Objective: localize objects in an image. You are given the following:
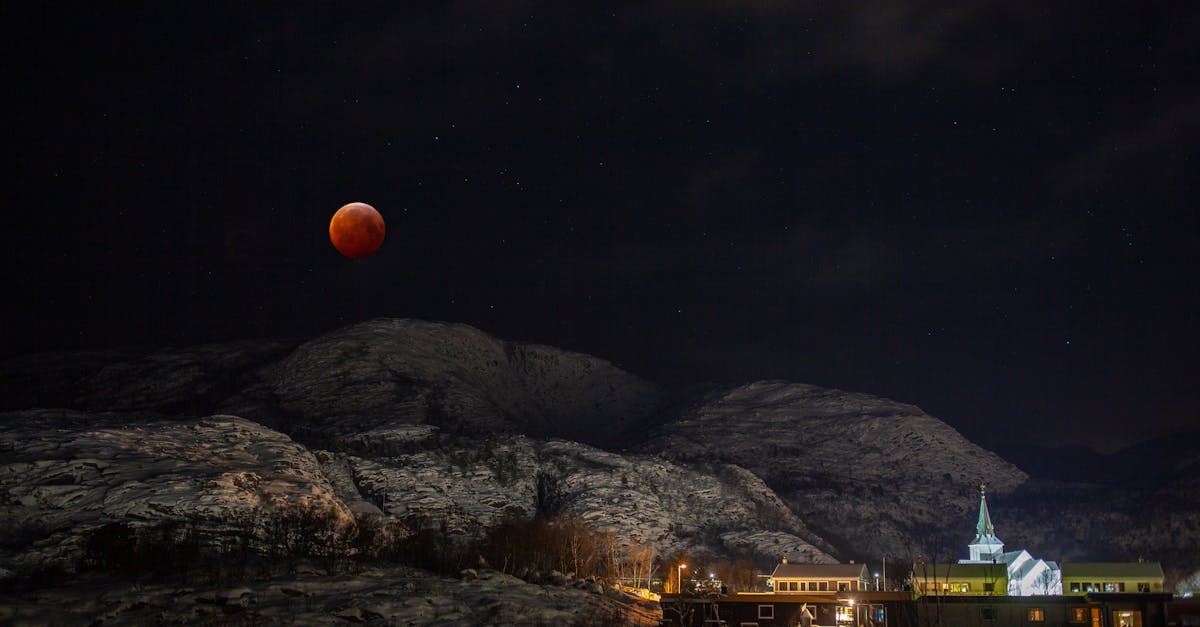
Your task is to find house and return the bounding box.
[769,559,871,593]
[912,561,1008,597]
[1062,561,1166,595]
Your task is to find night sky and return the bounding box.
[5,3,1197,454]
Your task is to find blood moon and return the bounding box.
[329,202,385,258]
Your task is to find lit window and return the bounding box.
[836,606,854,623]
[1070,582,1081,593]
[1136,583,1150,593]
[758,604,774,620]
[958,583,971,592]
[1028,608,1045,622]
[1070,607,1088,623]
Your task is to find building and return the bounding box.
[1062,561,1166,595]
[661,591,1173,627]
[769,559,871,594]
[958,484,1063,595]
[912,561,1008,597]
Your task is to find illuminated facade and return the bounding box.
[958,484,1063,595]
[769,560,871,593]
[1062,562,1165,595]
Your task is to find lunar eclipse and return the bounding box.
[329,202,385,258]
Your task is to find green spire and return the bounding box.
[976,483,995,537]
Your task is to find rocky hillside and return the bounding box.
[0,411,349,575]
[340,433,834,564]
[2,317,1195,593]
[0,407,831,581]
[640,381,1028,562]
[258,319,669,448]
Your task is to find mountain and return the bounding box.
[1,316,1196,614]
[256,319,669,448]
[639,381,1028,562]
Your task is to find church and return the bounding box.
[958,484,1063,596]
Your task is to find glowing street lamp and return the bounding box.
[678,563,687,593]
[875,572,880,591]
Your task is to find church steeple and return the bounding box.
[975,483,996,539]
[967,483,1004,562]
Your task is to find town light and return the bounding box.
[678,563,687,593]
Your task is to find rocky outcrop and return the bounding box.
[0,410,349,573]
[641,381,1028,561]
[344,434,834,563]
[262,319,668,447]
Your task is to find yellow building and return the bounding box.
[912,561,1008,597]
[769,560,870,593]
[1061,561,1165,595]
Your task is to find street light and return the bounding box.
[678,563,687,594]
[875,572,880,591]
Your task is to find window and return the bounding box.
[1103,582,1124,592]
[836,606,854,622]
[1070,582,1081,593]
[984,583,995,593]
[1070,607,1088,623]
[789,582,798,591]
[819,582,828,591]
[1136,583,1150,593]
[758,605,774,620]
[1112,610,1142,627]
[1028,608,1045,622]
[799,582,806,591]
[838,582,850,592]
[828,580,837,591]
[958,583,971,592]
[981,607,998,621]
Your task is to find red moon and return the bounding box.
[329,202,385,258]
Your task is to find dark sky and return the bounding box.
[5,3,1197,454]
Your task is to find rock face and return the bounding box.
[0,410,348,573]
[2,317,1196,603]
[640,381,1028,561]
[345,434,834,563]
[262,319,668,448]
